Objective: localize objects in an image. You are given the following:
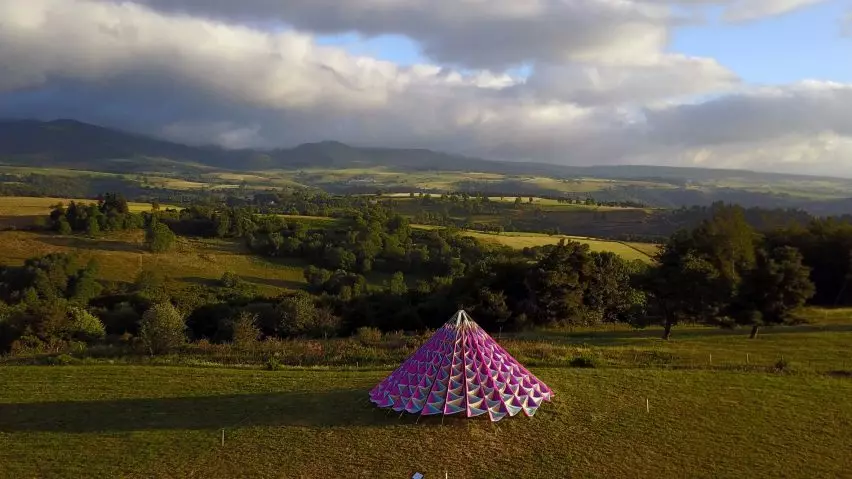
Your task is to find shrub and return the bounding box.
[569,356,597,368]
[356,327,383,346]
[773,358,791,373]
[220,272,242,289]
[57,217,72,235]
[139,303,186,355]
[65,307,106,343]
[44,354,76,366]
[146,222,176,253]
[265,354,281,371]
[310,308,342,339]
[232,311,261,349]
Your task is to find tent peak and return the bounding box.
[450,309,472,327]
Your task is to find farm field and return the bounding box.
[2,321,851,479]
[463,230,658,261]
[0,195,657,262]
[0,196,166,230]
[0,230,306,294]
[0,195,160,215]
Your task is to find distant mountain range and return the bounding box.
[2,118,852,215]
[0,118,838,182]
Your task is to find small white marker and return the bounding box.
[646,398,650,413]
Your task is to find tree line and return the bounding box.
[2,193,850,356]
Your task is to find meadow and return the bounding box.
[0,230,306,294]
[0,196,657,264]
[2,320,851,478]
[0,196,163,229]
[463,231,657,262]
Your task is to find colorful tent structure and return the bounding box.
[369,310,553,422]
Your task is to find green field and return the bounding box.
[0,196,163,224]
[462,231,658,262]
[2,320,852,478]
[0,230,306,294]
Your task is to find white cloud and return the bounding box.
[517,55,739,106]
[120,0,674,69]
[1,0,851,175]
[720,0,827,22]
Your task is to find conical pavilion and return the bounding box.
[369,310,553,422]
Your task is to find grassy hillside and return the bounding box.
[1,338,850,478]
[462,231,657,262]
[0,196,657,262]
[5,119,852,213]
[0,230,306,294]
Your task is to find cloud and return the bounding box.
[120,0,674,69]
[721,0,827,22]
[643,82,852,146]
[1,0,851,175]
[515,55,739,106]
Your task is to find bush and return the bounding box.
[773,358,791,373]
[232,311,261,349]
[569,356,597,368]
[65,307,106,343]
[275,294,342,338]
[146,222,176,253]
[220,272,242,289]
[139,303,186,355]
[44,354,76,366]
[356,327,383,345]
[265,354,281,371]
[57,217,72,235]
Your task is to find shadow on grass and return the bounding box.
[241,276,304,290]
[0,215,40,229]
[41,235,143,253]
[518,324,852,345]
[0,389,469,433]
[178,275,303,290]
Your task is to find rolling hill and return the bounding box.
[2,118,852,214]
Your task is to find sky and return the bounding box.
[0,0,850,175]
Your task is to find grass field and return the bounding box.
[2,322,851,478]
[463,231,658,262]
[0,196,160,215]
[0,230,306,294]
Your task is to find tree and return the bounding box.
[151,200,161,212]
[275,294,319,336]
[387,271,407,295]
[69,260,102,304]
[231,311,261,348]
[692,204,757,284]
[64,307,106,343]
[303,266,332,292]
[732,246,815,338]
[57,217,72,235]
[146,222,176,253]
[134,269,167,299]
[86,217,100,237]
[584,253,646,324]
[139,303,186,355]
[525,240,593,326]
[643,241,726,340]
